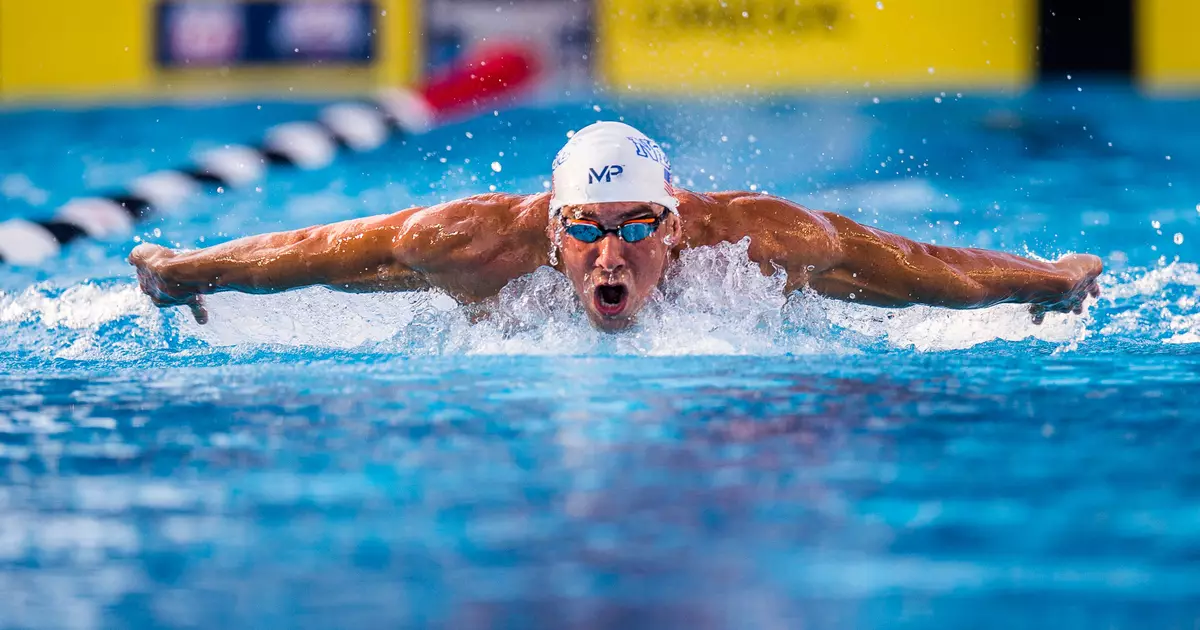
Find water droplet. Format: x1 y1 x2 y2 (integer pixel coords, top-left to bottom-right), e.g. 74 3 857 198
876 1 883 8
1175 233 1184 245
491 161 502 172
1152 220 1162 229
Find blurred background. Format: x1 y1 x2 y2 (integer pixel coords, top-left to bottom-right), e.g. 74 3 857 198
0 0 1195 103
0 0 1194 102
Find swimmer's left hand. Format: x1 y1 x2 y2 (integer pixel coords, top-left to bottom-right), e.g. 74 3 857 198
1029 253 1103 324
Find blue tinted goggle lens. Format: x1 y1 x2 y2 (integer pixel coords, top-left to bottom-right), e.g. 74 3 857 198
619 222 656 242
564 224 604 243
563 219 659 244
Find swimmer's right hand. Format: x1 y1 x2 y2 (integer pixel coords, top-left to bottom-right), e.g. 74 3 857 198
1028 253 1103 325
128 243 209 324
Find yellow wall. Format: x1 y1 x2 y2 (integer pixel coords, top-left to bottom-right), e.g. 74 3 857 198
600 0 1035 93
1137 0 1200 91
0 0 418 102
379 0 419 87
1 0 152 99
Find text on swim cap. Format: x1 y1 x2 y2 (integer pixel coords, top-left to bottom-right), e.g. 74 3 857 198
627 137 671 169
588 165 624 183
552 147 571 170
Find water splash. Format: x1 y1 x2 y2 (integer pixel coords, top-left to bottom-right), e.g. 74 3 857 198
0 282 164 360
1099 261 1200 345
2 243 1196 361
802 178 959 215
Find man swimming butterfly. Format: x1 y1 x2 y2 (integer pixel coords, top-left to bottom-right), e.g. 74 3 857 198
130 121 1102 331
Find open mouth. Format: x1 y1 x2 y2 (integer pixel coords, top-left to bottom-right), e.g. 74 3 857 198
594 283 628 316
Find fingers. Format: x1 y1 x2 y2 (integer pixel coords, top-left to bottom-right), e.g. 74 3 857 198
128 242 167 265
187 296 209 325
1089 282 1101 298
127 243 149 265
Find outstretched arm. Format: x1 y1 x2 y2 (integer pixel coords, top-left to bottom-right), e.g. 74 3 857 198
129 209 426 323
129 193 544 324
737 196 1102 322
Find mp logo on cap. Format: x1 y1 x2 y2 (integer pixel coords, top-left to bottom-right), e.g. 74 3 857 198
588 165 624 184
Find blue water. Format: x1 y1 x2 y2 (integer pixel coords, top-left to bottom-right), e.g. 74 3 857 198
3 86 1200 628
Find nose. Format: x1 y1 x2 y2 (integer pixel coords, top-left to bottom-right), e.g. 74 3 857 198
595 234 626 273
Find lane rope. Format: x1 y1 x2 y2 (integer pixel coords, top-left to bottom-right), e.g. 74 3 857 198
0 44 539 266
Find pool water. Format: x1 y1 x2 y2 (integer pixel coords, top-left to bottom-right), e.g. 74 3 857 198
2 86 1200 628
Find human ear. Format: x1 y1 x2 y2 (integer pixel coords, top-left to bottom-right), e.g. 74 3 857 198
663 213 682 247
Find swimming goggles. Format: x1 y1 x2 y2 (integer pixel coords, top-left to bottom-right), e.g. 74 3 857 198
561 213 665 244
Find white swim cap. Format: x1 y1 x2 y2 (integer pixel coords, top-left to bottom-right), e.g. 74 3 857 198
549 121 677 215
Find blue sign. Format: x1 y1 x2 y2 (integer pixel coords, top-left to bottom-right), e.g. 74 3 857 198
156 1 376 68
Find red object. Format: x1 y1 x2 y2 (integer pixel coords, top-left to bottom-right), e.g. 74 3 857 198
419 43 542 120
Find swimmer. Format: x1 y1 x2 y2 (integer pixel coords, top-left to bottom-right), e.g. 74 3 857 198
129 121 1102 331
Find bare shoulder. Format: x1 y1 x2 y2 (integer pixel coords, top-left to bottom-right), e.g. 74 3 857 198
676 189 838 252
402 192 540 229
395 192 550 291
400 193 545 243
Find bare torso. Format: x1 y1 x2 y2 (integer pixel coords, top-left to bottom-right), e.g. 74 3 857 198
397 189 841 301
129 188 1102 325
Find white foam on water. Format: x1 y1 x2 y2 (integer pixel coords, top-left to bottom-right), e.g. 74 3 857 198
1099 261 1200 344
4 243 1196 359
0 284 153 329
178 289 457 349
803 178 959 215
0 284 165 360
1103 262 1200 300
810 294 1091 351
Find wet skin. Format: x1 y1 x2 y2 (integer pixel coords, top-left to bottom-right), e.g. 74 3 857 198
129 190 1102 328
